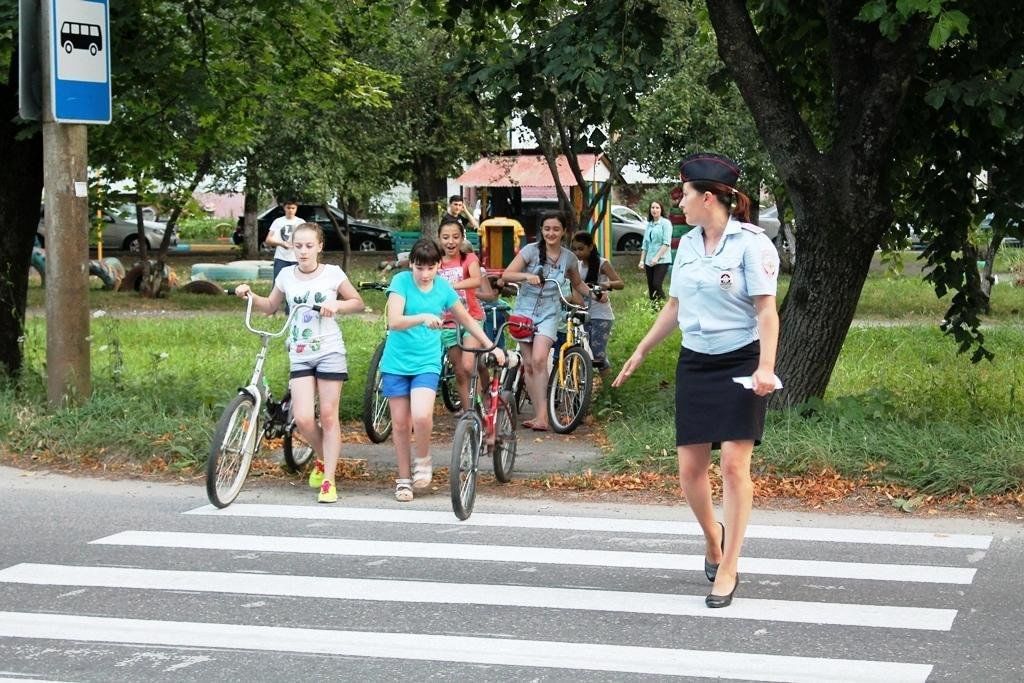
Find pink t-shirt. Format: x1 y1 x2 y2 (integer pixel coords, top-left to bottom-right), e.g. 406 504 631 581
438 252 484 320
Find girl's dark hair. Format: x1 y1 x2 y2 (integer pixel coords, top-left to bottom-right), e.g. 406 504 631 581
439 216 464 237
409 237 444 266
647 201 664 223
688 180 752 223
571 231 601 286
537 211 565 267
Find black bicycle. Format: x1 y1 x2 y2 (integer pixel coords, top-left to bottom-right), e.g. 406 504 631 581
358 281 462 444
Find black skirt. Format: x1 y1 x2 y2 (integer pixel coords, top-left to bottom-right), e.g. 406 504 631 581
675 341 767 449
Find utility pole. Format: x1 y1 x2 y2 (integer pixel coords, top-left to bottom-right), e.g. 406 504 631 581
40 0 91 406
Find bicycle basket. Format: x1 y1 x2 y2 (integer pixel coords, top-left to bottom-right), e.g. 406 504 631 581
507 314 535 341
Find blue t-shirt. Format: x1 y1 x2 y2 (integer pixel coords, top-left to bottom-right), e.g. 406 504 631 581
380 270 460 375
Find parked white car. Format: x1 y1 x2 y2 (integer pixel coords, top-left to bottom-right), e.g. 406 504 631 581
38 207 177 253
758 205 781 240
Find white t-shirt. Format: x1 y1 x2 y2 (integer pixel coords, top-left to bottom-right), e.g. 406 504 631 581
267 215 305 263
579 257 614 321
273 264 349 363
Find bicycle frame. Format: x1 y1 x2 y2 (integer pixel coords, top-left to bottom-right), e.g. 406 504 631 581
237 295 315 455
456 328 521 448
541 278 599 388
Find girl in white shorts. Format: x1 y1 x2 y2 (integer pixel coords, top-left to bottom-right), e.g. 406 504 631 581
234 222 365 503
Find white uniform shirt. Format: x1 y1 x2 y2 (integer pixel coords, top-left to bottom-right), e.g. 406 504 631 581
267 215 305 263
669 217 779 354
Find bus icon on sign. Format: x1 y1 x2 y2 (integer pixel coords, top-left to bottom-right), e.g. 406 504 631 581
60 21 102 56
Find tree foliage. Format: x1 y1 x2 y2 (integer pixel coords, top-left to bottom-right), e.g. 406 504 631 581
443 0 668 230
702 0 1024 405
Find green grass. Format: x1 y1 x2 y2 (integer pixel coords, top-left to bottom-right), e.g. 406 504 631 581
9 251 1024 495
600 321 1024 495
2 312 387 469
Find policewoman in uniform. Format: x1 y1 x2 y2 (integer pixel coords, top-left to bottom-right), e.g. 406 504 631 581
613 153 780 608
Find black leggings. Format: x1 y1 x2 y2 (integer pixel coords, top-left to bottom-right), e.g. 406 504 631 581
645 263 669 300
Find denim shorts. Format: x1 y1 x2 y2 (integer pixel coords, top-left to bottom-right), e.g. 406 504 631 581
290 352 348 381
381 372 440 398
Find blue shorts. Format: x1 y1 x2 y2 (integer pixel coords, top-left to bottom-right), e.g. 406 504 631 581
381 372 440 398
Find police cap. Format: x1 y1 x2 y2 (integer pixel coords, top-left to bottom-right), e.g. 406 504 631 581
678 153 741 188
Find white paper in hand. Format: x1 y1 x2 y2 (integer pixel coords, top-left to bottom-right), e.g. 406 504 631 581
732 375 783 391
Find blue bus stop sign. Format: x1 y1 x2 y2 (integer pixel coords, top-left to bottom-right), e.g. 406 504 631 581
49 0 111 124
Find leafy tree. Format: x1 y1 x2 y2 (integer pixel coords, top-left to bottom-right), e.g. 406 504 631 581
611 1 784 239
352 2 503 237
705 0 1024 405
444 0 669 232
92 0 395 289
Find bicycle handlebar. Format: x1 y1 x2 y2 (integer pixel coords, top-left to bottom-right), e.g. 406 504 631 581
357 281 389 292
238 292 320 338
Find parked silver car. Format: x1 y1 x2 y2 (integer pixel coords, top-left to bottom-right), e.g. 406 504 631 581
610 204 647 251
38 208 177 253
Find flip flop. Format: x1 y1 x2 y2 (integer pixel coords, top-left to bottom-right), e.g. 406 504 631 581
531 424 549 432
522 419 538 429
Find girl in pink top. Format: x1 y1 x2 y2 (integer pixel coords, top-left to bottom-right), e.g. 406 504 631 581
437 217 486 412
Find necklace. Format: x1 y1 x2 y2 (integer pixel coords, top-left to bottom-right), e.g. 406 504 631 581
298 265 319 275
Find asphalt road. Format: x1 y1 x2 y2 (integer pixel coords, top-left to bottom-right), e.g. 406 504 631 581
1 466 1022 682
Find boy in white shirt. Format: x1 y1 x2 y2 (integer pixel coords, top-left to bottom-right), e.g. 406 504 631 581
266 199 305 284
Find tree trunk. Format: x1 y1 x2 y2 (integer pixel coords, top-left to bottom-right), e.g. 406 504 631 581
145 158 210 297
323 201 351 272
413 154 446 239
242 157 259 259
0 51 45 378
771 207 879 408
706 0 925 406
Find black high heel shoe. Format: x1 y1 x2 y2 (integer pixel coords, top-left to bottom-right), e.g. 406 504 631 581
705 573 739 608
704 521 725 582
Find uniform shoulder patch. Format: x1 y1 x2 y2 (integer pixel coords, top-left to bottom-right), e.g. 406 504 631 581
740 222 765 234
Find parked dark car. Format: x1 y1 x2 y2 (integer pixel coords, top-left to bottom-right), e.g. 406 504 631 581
233 204 394 252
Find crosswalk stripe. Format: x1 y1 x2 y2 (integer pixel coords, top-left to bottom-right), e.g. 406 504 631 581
92 531 977 584
0 611 932 682
184 504 992 549
0 563 957 631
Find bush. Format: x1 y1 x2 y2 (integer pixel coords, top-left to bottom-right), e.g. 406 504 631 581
175 217 235 241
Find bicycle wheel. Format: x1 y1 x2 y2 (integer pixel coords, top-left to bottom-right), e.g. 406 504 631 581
546 346 593 434
362 339 392 443
282 426 314 471
206 393 261 508
450 415 480 520
492 391 518 483
440 354 462 413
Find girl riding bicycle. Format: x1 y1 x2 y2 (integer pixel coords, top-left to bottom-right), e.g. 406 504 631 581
499 212 593 432
437 217 486 414
571 231 624 373
234 222 365 504
380 238 504 502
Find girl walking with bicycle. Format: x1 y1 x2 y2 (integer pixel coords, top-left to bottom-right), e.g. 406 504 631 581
380 238 503 502
570 231 624 373
234 222 365 504
500 212 592 432
437 217 487 414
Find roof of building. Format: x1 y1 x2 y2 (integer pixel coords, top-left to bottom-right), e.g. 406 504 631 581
456 153 610 188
